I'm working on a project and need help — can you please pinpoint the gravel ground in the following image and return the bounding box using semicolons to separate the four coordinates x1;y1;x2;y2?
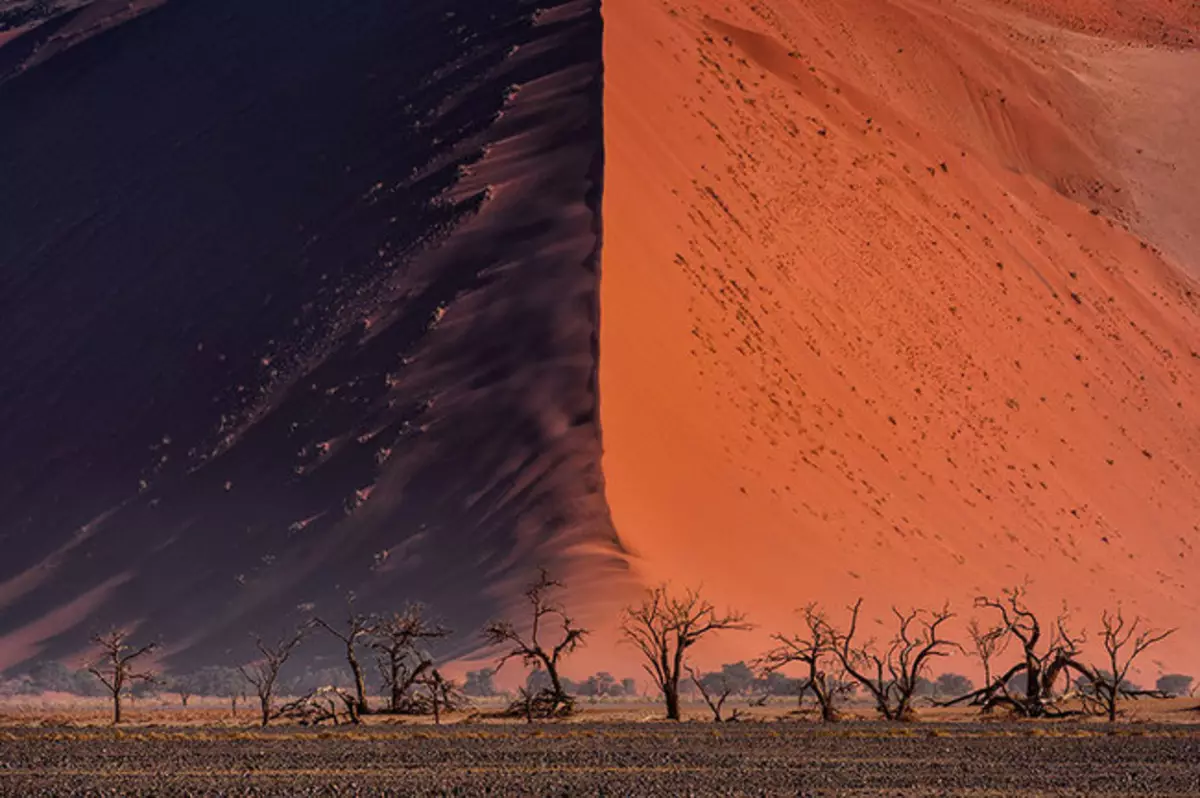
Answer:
1;722;1199;796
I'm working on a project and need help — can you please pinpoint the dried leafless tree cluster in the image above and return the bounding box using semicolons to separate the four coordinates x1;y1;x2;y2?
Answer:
758;600;957;722
303;601;453;725
938;587;1176;721
79;577;1183;727
750;586;1181;725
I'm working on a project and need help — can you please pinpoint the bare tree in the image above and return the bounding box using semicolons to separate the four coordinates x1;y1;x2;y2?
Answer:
621;585;751;721
964;617;1007;705
829;600;957;721
239;628;306;727
313;597;373;718
1080;608;1174;722
688;666;741;722
759;604;845;722
483;569;587;718
418;668;464;725
370;604;450;713
168;674;193;708
943;587;1091;717
511;687;538;724
86;630;157;725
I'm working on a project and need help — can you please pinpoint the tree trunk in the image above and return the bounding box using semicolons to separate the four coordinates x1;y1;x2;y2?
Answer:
347;647;368;715
543;659;567;710
112;691;122;725
260;695;271;727
1026;661;1043;716
815;685;837;722
391;679;403;713
665;681;681;721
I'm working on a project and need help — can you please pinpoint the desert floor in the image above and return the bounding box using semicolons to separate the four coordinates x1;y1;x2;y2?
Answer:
2;699;1199;796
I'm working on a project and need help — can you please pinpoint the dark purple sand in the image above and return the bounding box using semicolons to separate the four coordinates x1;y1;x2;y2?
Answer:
0;0;626;671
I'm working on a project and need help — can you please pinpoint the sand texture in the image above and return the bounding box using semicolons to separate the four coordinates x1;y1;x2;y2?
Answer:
600;0;1200;668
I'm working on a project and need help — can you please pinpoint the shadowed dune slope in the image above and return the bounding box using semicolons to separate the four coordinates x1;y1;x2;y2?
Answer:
0;0;629;671
600;0;1200;667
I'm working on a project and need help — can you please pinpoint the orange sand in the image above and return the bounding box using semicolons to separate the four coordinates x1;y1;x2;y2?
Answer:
599;0;1200;673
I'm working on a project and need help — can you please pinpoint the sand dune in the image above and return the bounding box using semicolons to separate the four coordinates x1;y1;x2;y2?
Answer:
2;0;1197;681
0;0;628;671
600;0;1200;668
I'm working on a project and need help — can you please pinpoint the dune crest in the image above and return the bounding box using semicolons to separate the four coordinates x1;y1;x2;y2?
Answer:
600;0;1200;667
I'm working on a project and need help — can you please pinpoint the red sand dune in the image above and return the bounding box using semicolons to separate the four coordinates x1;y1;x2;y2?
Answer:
598;0;1200;671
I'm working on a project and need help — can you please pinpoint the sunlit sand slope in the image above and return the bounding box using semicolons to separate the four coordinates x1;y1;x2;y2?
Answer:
600;0;1200;666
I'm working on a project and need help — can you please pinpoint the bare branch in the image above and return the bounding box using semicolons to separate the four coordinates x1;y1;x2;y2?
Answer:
370;604;451;714
621;585;751;721
86;630;157;725
828;599;957;721
1083;606;1176;722
482;569;587;718
239;627;306;727
313;595;375;717
758;603;844;722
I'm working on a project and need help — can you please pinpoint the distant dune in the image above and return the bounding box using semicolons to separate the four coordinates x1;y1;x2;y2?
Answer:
600;0;1200;668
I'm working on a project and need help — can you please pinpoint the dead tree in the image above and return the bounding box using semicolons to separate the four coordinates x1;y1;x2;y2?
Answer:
964;617;1008;705
166;674;193;708
830;600;957;721
483;569;587;718
688;666;741;722
759;604;845;722
86;630;157;725
418;668;464;725
944;587;1090;717
276;686;358;726
313;598;373;718
370;604;450;713
239;628;306;727
621;585;751;721
1081;608;1174;722
512;687;538;724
